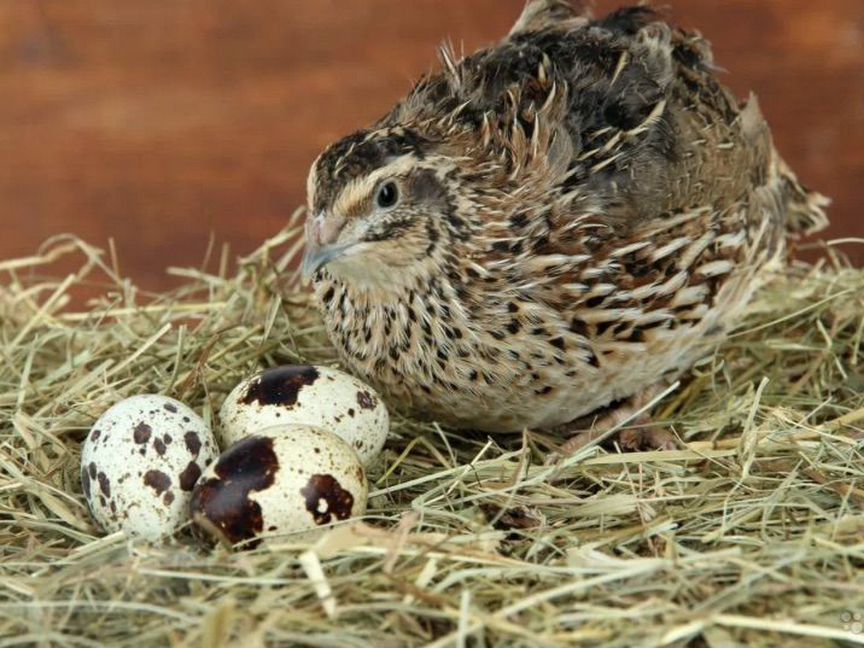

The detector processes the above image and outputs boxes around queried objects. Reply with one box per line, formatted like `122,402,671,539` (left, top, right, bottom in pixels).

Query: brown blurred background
1,0,862,290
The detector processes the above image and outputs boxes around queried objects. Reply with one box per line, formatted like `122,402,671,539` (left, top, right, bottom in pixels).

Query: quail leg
555,386,678,456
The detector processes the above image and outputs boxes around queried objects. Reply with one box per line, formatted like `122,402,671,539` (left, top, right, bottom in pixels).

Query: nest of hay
2,213,864,647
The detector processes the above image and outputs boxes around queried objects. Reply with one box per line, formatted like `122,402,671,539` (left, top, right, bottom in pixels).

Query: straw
1,218,863,647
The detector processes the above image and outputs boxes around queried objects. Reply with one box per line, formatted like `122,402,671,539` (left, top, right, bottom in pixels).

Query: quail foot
302,1,828,451
551,383,678,457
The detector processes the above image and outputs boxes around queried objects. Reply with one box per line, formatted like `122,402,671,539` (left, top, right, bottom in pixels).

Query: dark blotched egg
81,394,218,541
219,365,388,466
190,424,368,548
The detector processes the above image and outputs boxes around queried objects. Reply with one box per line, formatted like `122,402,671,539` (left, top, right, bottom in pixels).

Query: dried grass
2,213,864,647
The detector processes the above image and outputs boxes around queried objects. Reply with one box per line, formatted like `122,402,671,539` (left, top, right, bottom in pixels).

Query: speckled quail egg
80,394,218,541
190,424,367,548
219,365,389,466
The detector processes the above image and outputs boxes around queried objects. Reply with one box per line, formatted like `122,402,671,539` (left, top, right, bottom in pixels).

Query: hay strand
1,226,863,647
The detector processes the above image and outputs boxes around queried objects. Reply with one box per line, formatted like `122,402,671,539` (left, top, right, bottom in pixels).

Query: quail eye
375,181,399,209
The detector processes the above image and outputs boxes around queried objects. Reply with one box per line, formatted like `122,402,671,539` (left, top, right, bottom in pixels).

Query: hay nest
2,214,864,647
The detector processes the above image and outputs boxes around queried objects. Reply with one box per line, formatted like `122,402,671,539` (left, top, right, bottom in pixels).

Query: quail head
301,1,828,437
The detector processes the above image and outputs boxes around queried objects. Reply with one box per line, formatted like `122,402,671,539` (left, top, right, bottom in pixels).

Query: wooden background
2,0,862,290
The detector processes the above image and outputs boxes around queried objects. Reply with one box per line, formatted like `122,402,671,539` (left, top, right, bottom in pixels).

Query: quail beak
301,242,353,280
302,212,349,280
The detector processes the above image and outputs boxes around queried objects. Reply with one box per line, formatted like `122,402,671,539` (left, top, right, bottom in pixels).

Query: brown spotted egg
219,365,389,466
80,394,218,541
190,424,367,548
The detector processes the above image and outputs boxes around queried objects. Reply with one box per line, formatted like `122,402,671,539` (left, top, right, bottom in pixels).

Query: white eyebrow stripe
306,152,321,206
331,154,418,217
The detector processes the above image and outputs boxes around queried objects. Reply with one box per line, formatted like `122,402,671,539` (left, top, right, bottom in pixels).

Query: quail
301,1,828,447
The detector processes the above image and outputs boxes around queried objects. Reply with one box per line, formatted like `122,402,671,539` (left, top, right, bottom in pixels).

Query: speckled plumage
302,1,828,433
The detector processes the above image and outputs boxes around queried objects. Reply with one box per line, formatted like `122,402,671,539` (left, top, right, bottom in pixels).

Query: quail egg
190,424,368,548
80,394,218,541
219,365,389,466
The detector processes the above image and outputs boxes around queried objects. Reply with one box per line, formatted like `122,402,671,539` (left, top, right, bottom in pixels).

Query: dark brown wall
2,1,862,290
